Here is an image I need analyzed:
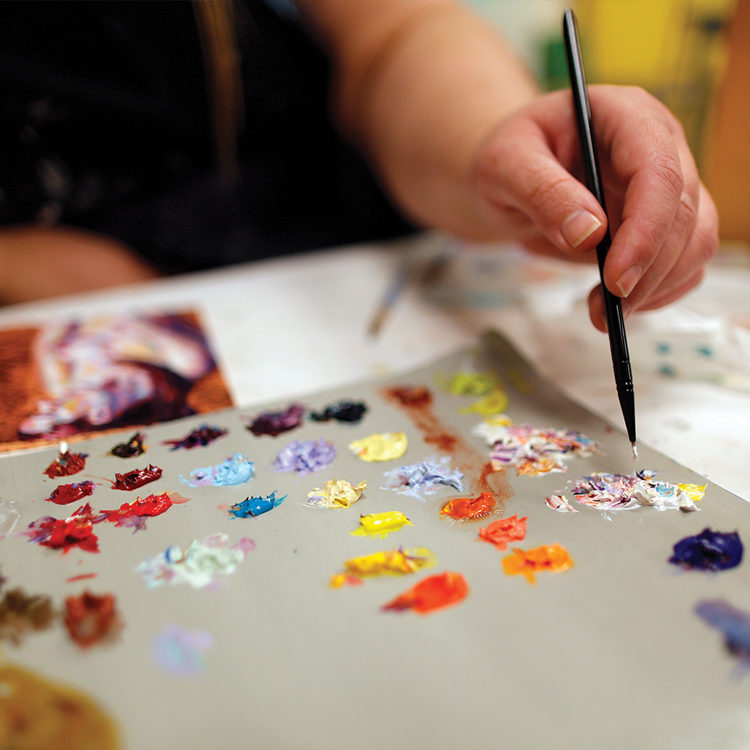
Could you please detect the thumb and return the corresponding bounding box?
[476,125,607,255]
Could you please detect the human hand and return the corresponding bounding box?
[473,85,719,331]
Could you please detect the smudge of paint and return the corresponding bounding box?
[460,389,509,416]
[45,481,97,506]
[162,423,228,450]
[181,453,254,487]
[95,492,190,532]
[381,456,465,500]
[247,404,305,437]
[477,515,527,551]
[0,663,121,749]
[67,573,98,583]
[440,492,496,521]
[21,503,100,553]
[348,432,407,462]
[0,499,21,539]
[307,478,366,508]
[473,419,598,476]
[309,399,367,423]
[43,442,88,478]
[136,533,255,589]
[109,464,163,491]
[63,591,123,648]
[331,547,436,587]
[382,571,469,614]
[0,587,55,645]
[669,528,743,572]
[382,385,512,510]
[548,470,705,515]
[442,371,497,395]
[274,439,336,476]
[350,511,412,539]
[221,491,287,518]
[109,431,146,458]
[545,494,579,513]
[153,625,213,677]
[696,600,750,675]
[502,543,573,584]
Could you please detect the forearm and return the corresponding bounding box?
[299,0,539,238]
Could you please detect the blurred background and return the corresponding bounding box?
[466,0,749,247]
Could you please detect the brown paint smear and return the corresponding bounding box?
[382,386,512,512]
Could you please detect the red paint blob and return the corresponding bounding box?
[384,386,432,407]
[98,492,184,527]
[66,573,98,583]
[477,514,527,550]
[45,481,96,506]
[43,450,87,478]
[109,465,162,491]
[383,572,469,614]
[440,492,496,521]
[63,591,123,648]
[28,503,100,554]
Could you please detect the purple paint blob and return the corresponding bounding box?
[162,424,228,450]
[309,400,367,424]
[153,625,213,677]
[670,528,743,571]
[274,439,336,476]
[247,404,305,437]
[381,457,465,500]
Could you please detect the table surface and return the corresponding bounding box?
[1,231,748,501]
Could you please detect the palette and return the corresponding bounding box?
[1,330,749,749]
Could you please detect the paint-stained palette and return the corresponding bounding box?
[1,331,749,750]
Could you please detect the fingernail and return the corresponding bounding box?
[561,210,601,248]
[616,265,643,298]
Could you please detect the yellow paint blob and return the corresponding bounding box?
[0,663,120,749]
[330,548,436,586]
[307,478,366,508]
[445,371,497,395]
[459,388,509,416]
[350,511,412,539]
[348,432,407,462]
[677,483,707,503]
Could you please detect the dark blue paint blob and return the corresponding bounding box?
[309,400,367,424]
[669,528,743,571]
[228,491,287,518]
[696,599,750,659]
[163,424,228,450]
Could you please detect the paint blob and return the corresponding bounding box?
[502,543,573,584]
[43,443,88,478]
[45,481,97,506]
[153,625,214,677]
[182,453,254,487]
[460,389,509,416]
[109,464,163,491]
[477,515,528,551]
[136,533,255,589]
[109,431,146,458]
[443,371,497,395]
[307,478,366,508]
[695,599,750,675]
[348,432,407,462]
[440,492,496,521]
[381,456,465,500]
[669,528,743,571]
[247,404,305,437]
[274,439,336,475]
[309,399,367,423]
[351,511,412,539]
[0,663,121,749]
[473,419,598,476]
[386,385,432,407]
[0,499,21,539]
[548,470,705,515]
[331,547,436,587]
[0,587,55,645]
[95,492,190,532]
[63,591,123,648]
[382,571,469,614]
[162,423,228,450]
[545,494,578,513]
[223,491,287,518]
[22,503,100,553]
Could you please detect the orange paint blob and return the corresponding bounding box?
[63,591,123,648]
[502,543,573,584]
[382,571,469,614]
[477,514,527,550]
[440,492,496,521]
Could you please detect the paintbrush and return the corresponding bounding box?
[563,8,637,457]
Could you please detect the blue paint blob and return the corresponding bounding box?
[669,528,743,571]
[181,453,255,487]
[228,491,287,518]
[696,599,750,660]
